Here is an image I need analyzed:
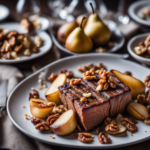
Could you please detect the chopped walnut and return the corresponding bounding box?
[22,37,31,49]
[134,46,147,55]
[137,94,146,105]
[124,71,132,76]
[10,51,17,58]
[82,69,97,80]
[48,73,58,82]
[105,120,119,134]
[47,114,59,125]
[20,19,34,33]
[95,47,106,53]
[121,118,137,132]
[24,49,31,56]
[1,40,12,52]
[31,117,42,125]
[144,119,150,124]
[98,131,111,144]
[96,127,101,133]
[70,78,81,85]
[9,36,16,47]
[95,63,106,70]
[34,36,42,47]
[17,34,24,43]
[3,52,11,59]
[51,105,67,114]
[104,117,111,127]
[14,44,23,53]
[83,93,92,98]
[144,75,150,88]
[32,46,39,53]
[35,122,50,131]
[7,31,18,39]
[78,133,93,143]
[29,88,39,100]
[80,97,87,103]
[61,70,73,78]
[77,66,86,72]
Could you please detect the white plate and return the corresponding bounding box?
[127,33,150,65]
[0,23,52,64]
[7,54,150,149]
[51,20,125,56]
[128,1,150,26]
[0,5,9,21]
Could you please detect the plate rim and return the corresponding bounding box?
[7,53,150,149]
[51,20,125,55]
[0,22,52,64]
[128,0,150,26]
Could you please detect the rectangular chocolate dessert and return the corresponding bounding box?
[58,70,132,131]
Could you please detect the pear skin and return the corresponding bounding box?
[76,14,88,27]
[111,70,145,99]
[84,3,111,46]
[57,21,78,44]
[65,17,93,53]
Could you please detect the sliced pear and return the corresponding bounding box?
[50,109,77,135]
[127,101,149,120]
[30,98,55,119]
[111,70,145,99]
[45,73,67,105]
[116,114,126,133]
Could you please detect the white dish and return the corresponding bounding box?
[127,33,150,65]
[0,5,9,21]
[0,23,52,64]
[51,20,125,56]
[7,53,150,149]
[128,1,150,26]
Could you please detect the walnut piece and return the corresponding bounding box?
[10,51,17,58]
[0,32,6,40]
[144,119,150,125]
[31,117,42,125]
[32,46,39,53]
[22,37,31,49]
[47,114,59,125]
[70,78,81,85]
[144,35,150,47]
[121,118,137,132]
[48,73,58,82]
[124,71,132,76]
[145,90,150,105]
[78,133,93,143]
[3,52,11,59]
[24,49,30,56]
[51,105,67,114]
[104,117,111,127]
[82,69,97,80]
[34,36,42,47]
[98,131,111,144]
[7,31,18,38]
[61,69,73,78]
[83,93,92,98]
[35,122,50,131]
[105,120,119,134]
[144,75,150,88]
[14,44,23,53]
[137,94,146,105]
[29,88,39,100]
[17,34,24,43]
[9,36,16,47]
[134,46,147,55]
[80,97,87,103]
[20,19,34,33]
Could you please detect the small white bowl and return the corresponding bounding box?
[127,33,150,65]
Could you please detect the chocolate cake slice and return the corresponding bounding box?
[58,70,132,131]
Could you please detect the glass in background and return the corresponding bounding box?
[16,0,41,21]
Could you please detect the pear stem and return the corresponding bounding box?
[80,17,86,29]
[90,3,94,14]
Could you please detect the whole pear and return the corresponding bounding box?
[84,3,111,46]
[65,17,93,53]
[76,14,88,27]
[57,21,78,44]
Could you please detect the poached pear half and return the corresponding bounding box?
[84,3,111,46]
[65,17,93,53]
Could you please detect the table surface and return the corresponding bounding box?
[0,0,150,150]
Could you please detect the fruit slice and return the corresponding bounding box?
[50,109,77,135]
[116,114,126,133]
[45,74,67,105]
[111,70,145,99]
[30,98,55,119]
[127,101,149,120]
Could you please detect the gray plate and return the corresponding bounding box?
[51,20,125,56]
[128,1,150,26]
[7,53,150,149]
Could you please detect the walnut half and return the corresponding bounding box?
[47,114,59,125]
[35,122,50,131]
[29,88,39,100]
[98,132,111,144]
[78,133,93,143]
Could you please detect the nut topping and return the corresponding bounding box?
[124,71,132,76]
[104,117,111,127]
[83,93,92,98]
[137,90,150,105]
[121,118,137,132]
[31,117,42,125]
[105,120,119,135]
[7,31,18,38]
[98,132,111,144]
[48,73,58,82]
[9,36,16,47]
[35,122,50,131]
[61,70,73,78]
[78,133,93,143]
[80,97,87,103]
[29,88,39,100]
[82,69,97,80]
[47,114,59,125]
[51,105,67,114]
[70,78,81,85]
[144,75,150,88]
[144,119,150,124]
[145,90,150,105]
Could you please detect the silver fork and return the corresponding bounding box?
[0,74,8,116]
